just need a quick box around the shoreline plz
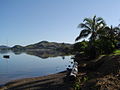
[0,71,71,90]
[0,70,66,84]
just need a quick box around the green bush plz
[73,41,88,53]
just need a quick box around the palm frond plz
[114,27,120,30]
[96,21,106,29]
[93,15,96,20]
[75,29,91,41]
[85,22,92,28]
[83,18,92,24]
[93,15,96,24]
[78,23,91,30]
[104,26,110,30]
[96,17,104,22]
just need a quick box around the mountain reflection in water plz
[11,50,70,59]
[0,50,73,84]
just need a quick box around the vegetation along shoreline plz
[1,15,120,90]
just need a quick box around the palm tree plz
[103,25,120,48]
[76,15,106,43]
[75,15,106,58]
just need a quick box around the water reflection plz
[0,49,10,54]
[12,51,23,55]
[0,50,73,84]
[11,50,69,59]
[0,50,71,59]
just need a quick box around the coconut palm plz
[75,15,106,58]
[75,15,106,43]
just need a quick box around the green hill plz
[11,41,73,57]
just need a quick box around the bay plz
[0,51,73,84]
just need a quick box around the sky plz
[0,0,120,46]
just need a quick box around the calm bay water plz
[0,52,73,84]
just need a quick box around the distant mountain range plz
[10,41,73,54]
[0,41,73,58]
[0,41,73,51]
[0,45,10,49]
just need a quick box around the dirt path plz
[0,71,73,90]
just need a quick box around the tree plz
[73,41,88,53]
[75,15,106,58]
[93,25,120,54]
[114,25,120,41]
[75,15,106,42]
[102,26,120,48]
